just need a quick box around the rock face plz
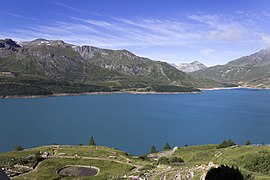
[173,61,207,73]
[191,49,270,88]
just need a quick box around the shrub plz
[244,151,270,175]
[217,139,235,149]
[158,157,170,164]
[88,136,96,146]
[158,156,184,165]
[163,143,172,150]
[205,165,244,180]
[170,156,184,163]
[150,145,158,154]
[138,154,149,161]
[140,164,155,171]
[245,141,251,145]
[14,145,24,151]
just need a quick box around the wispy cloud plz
[3,12,270,52]
[52,1,88,13]
[5,12,38,21]
[261,34,270,47]
[188,14,246,41]
[200,48,214,56]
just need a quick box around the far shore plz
[0,90,201,99]
[200,86,270,91]
[1,86,270,99]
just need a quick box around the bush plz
[158,156,184,165]
[150,146,158,154]
[140,164,155,171]
[138,154,149,161]
[205,165,244,180]
[158,157,170,164]
[244,151,270,175]
[163,143,172,150]
[170,157,184,163]
[88,136,96,146]
[14,145,24,151]
[245,141,251,145]
[217,139,235,149]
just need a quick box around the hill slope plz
[191,49,270,88]
[0,38,232,96]
[0,144,269,179]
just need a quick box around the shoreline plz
[0,90,201,99]
[1,86,270,99]
[200,86,270,91]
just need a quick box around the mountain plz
[0,38,232,96]
[191,49,270,88]
[172,61,207,73]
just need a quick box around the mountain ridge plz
[0,38,232,96]
[191,48,270,88]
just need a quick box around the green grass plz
[1,144,270,179]
[173,145,270,179]
[14,158,134,180]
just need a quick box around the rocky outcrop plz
[173,61,207,73]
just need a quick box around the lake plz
[0,88,270,155]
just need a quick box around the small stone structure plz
[57,165,100,177]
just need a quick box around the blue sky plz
[1,0,270,66]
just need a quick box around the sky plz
[1,0,270,66]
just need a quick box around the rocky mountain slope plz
[172,61,207,73]
[0,38,232,96]
[191,49,270,88]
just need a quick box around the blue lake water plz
[0,88,270,155]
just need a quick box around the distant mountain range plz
[0,38,231,96]
[191,49,270,88]
[171,61,207,73]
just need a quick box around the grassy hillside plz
[0,38,234,96]
[1,144,270,179]
[191,49,270,88]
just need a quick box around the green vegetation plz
[243,151,270,175]
[151,85,200,92]
[14,145,24,151]
[206,165,244,180]
[191,49,270,88]
[245,141,251,146]
[157,156,184,165]
[217,139,235,149]
[138,154,150,161]
[1,144,270,179]
[150,146,158,154]
[163,143,172,150]
[0,75,117,97]
[88,136,96,146]
[0,38,235,97]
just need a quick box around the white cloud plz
[2,11,270,64]
[189,14,246,41]
[261,35,270,47]
[51,1,88,14]
[200,49,214,56]
[0,13,256,47]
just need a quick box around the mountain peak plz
[21,39,72,47]
[174,61,207,73]
[0,38,20,48]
